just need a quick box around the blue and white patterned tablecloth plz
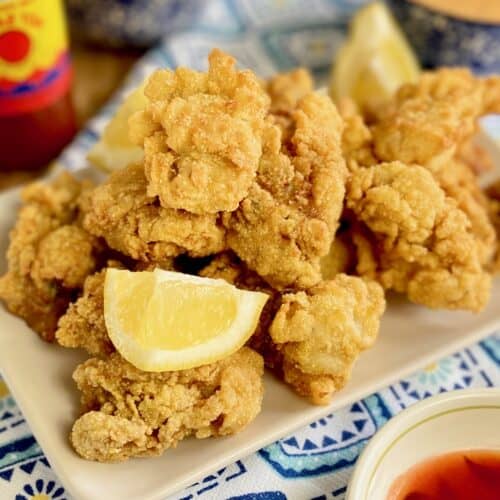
[1,1,500,499]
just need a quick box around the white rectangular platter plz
[0,168,499,499]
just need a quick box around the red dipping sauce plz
[388,450,500,500]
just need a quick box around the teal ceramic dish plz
[387,0,500,74]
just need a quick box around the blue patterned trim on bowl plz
[387,0,500,74]
[66,0,205,48]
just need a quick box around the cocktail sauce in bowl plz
[346,388,500,500]
[388,449,500,500]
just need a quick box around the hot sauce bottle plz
[0,0,76,171]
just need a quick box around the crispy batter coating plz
[4,59,500,454]
[129,49,270,214]
[56,268,114,356]
[6,174,96,281]
[337,97,377,169]
[32,225,100,289]
[199,253,267,290]
[269,275,385,404]
[83,163,226,261]
[0,173,101,341]
[266,68,314,142]
[0,273,70,342]
[224,93,347,290]
[435,159,495,265]
[267,68,314,115]
[347,162,492,311]
[320,233,356,280]
[199,252,281,369]
[200,254,384,405]
[397,70,500,115]
[457,139,495,176]
[483,75,500,114]
[486,181,500,272]
[350,68,498,279]
[348,162,446,247]
[71,348,264,462]
[371,69,495,173]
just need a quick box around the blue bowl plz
[387,0,500,74]
[67,0,204,49]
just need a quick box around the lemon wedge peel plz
[86,139,144,173]
[86,83,147,173]
[104,269,268,372]
[330,1,420,110]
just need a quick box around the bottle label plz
[0,0,71,116]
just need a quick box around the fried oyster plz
[0,173,103,340]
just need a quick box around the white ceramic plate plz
[1,136,500,499]
[347,388,500,499]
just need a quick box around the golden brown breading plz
[348,68,499,277]
[349,222,380,280]
[348,161,447,247]
[269,275,385,405]
[56,269,114,356]
[31,225,100,289]
[199,252,282,369]
[347,162,492,311]
[267,68,314,115]
[7,174,95,280]
[0,173,102,341]
[266,68,314,142]
[435,159,496,266]
[371,69,495,173]
[200,254,384,405]
[486,180,500,272]
[320,232,356,280]
[83,163,226,261]
[224,93,347,290]
[392,70,499,116]
[71,348,264,462]
[133,259,176,272]
[483,75,500,113]
[456,139,495,175]
[129,49,270,214]
[199,252,266,290]
[0,273,70,341]
[337,97,377,169]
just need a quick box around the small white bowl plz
[347,388,500,500]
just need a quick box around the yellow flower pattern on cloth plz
[424,362,438,373]
[15,479,66,500]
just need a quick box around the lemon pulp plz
[87,84,147,172]
[104,268,268,371]
[144,282,237,350]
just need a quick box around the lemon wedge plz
[87,84,147,173]
[104,268,268,371]
[330,2,420,111]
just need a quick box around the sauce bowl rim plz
[346,387,500,499]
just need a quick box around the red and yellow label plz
[0,0,71,116]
